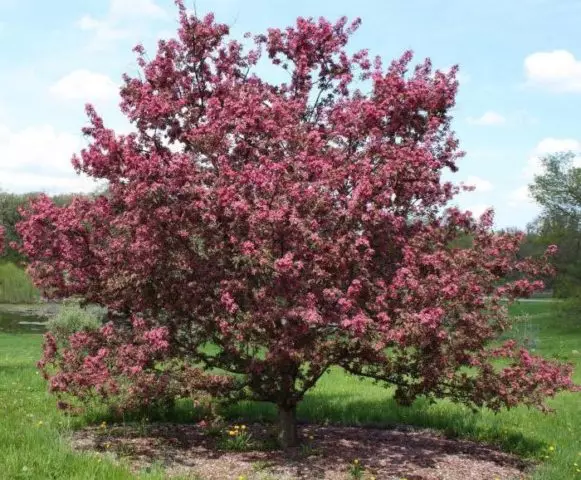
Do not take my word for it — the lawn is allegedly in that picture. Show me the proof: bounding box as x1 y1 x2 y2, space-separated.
1 301 580 479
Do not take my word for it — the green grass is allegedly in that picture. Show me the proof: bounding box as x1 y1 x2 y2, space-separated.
0 262 39 303
0 335 161 480
1 301 580 479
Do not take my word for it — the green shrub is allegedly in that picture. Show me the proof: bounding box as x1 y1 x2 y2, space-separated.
46 300 106 343
0 262 39 303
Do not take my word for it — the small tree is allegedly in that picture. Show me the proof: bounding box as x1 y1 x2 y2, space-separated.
19 4 577 447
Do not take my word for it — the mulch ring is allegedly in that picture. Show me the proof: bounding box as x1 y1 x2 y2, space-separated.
71 422 532 479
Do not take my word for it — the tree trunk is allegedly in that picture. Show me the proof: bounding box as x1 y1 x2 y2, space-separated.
277 405 298 448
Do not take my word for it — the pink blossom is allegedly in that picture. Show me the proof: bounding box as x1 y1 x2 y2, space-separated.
220 291 239 314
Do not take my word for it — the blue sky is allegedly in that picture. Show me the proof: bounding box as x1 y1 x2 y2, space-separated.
1 0 580 228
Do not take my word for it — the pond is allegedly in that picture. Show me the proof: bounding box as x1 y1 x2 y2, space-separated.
0 304 58 334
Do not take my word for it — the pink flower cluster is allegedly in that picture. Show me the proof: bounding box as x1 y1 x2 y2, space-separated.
38 317 174 412
469 340 579 411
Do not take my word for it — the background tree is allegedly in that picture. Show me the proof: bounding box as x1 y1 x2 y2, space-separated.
0 191 35 263
529 152 581 298
19 4 577 448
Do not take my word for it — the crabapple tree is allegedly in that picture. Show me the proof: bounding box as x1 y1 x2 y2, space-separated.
19 2 577 447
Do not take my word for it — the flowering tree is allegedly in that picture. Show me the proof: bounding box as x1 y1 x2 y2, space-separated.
18 3 577 447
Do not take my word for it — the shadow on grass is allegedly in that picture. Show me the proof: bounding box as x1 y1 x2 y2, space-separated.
223 394 546 459
82 391 545 461
71 356 554 462
74 421 528 479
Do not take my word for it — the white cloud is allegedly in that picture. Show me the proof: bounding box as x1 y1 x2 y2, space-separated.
508 185 533 207
466 203 493 218
535 137 581 156
0 170 102 194
49 70 118 102
77 0 167 49
463 175 494 192
524 50 581 92
0 125 80 174
0 124 102 194
524 137 581 178
77 15 130 43
467 111 506 126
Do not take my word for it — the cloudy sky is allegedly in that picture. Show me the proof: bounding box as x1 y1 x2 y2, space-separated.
0 0 580 228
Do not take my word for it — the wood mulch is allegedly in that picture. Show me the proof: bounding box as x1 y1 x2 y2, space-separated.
71 422 532 479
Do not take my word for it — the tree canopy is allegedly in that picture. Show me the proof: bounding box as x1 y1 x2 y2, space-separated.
19 4 578 447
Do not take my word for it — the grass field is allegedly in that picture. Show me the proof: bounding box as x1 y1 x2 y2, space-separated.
0 301 580 479
0 262 39 304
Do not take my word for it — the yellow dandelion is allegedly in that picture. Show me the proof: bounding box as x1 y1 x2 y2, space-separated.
353 459 359 464
241 425 247 430
549 445 555 451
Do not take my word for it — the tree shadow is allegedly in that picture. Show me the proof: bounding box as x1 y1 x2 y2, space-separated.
78 379 546 460
222 392 546 459
73 420 530 479
304 392 546 457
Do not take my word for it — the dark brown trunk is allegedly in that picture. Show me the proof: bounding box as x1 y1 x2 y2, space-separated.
277 404 298 448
